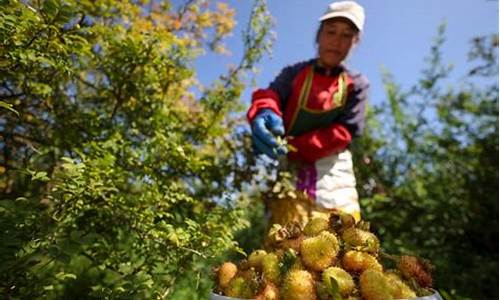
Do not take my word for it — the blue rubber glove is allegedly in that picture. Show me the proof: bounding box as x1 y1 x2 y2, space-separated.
251 109 287 159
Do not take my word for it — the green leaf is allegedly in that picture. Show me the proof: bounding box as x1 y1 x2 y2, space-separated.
55 272 77 281
439 289 453 300
324 274 342 300
42 0 60 18
279 249 297 276
43 285 54 291
0 100 19 116
27 81 53 96
230 245 247 257
31 171 49 182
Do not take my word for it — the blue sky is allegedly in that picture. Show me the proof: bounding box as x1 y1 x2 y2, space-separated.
193 0 498 109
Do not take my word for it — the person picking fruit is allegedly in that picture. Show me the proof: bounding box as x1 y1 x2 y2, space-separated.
248 1 369 226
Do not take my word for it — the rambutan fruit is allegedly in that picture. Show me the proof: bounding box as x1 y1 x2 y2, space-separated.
303 217 330 236
385 271 417 299
322 266 355 297
262 253 280 285
248 249 268 269
397 255 433 288
341 250 382 273
359 269 393 300
224 276 254 299
281 269 317 300
254 283 280 300
342 227 380 254
300 231 340 271
217 262 238 289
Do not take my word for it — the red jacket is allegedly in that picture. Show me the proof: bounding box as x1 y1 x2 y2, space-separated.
247 59 369 163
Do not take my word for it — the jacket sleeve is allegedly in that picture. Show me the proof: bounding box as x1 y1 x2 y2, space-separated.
247 62 307 123
287 123 352 163
336 73 370 137
287 74 369 163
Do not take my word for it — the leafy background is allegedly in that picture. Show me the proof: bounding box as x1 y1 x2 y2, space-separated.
0 0 497 299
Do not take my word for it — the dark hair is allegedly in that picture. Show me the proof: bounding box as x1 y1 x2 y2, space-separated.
314 18 360 44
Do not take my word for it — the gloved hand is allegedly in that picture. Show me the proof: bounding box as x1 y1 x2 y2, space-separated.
251 109 287 159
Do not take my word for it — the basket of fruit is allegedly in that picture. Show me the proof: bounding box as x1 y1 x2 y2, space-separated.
211 211 443 300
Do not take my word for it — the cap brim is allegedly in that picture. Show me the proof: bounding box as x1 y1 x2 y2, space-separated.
318 12 362 31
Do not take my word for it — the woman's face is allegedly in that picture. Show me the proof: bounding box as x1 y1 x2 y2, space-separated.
317 18 358 68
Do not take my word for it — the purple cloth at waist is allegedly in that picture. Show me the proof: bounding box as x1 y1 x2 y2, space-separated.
296 165 317 199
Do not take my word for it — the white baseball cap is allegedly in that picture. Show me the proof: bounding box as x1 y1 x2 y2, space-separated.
319 1 365 32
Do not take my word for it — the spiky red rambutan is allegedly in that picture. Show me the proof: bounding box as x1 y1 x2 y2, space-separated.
397 255 433 288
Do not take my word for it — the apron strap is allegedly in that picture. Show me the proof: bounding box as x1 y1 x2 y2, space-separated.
332 72 348 108
287 66 314 134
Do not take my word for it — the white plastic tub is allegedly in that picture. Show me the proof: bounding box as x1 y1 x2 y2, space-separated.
210 290 444 300
210 293 245 300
